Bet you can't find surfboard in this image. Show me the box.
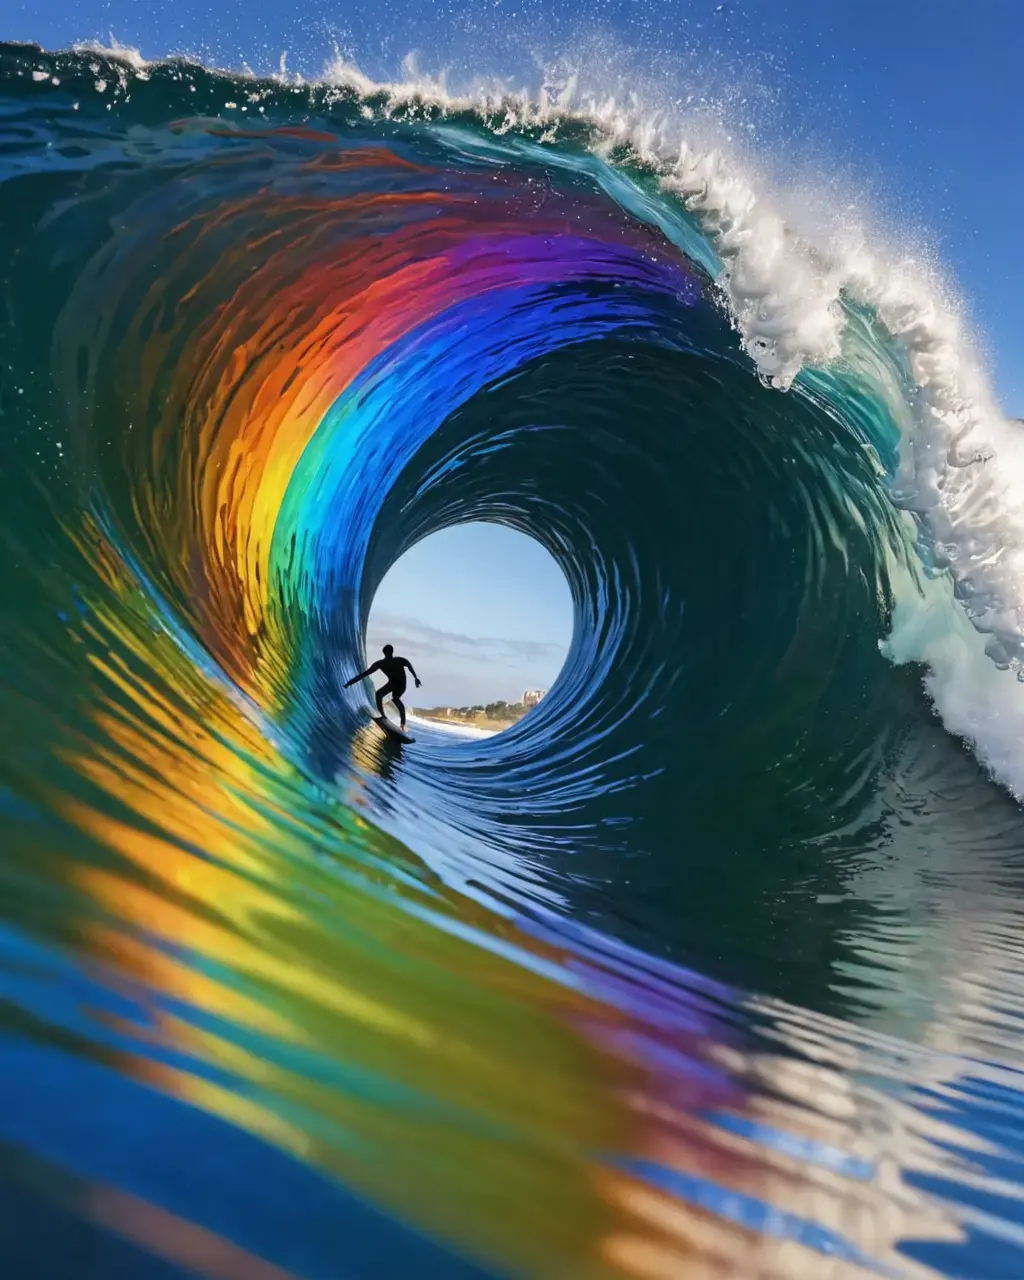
[372,715,415,744]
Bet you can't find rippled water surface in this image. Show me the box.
[3,41,1024,1279]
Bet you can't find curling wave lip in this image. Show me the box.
[2,38,1024,1280]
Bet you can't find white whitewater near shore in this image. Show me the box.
[407,713,498,740]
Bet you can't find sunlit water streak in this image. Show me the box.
[2,40,1024,1279]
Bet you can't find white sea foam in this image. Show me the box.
[72,40,1024,797]
[407,713,497,740]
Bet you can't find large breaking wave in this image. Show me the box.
[3,38,1024,1280]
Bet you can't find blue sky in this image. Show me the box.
[8,0,1021,701]
[366,525,573,708]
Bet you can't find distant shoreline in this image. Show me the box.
[413,696,544,735]
[413,711,516,733]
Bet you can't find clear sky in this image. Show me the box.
[7,0,1022,700]
[366,524,573,708]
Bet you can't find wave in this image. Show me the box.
[316,49,1024,801]
[3,38,1024,1279]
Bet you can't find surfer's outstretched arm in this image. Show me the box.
[344,661,380,688]
[403,658,422,688]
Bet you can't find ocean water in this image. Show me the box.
[3,38,1024,1279]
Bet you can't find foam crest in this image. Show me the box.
[313,51,1024,797]
[68,41,1024,796]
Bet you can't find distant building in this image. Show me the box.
[523,689,546,707]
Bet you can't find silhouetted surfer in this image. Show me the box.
[344,645,421,731]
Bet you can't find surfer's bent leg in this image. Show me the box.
[392,695,406,729]
[375,682,393,718]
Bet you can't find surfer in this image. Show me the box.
[344,645,421,731]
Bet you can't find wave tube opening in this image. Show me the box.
[363,521,573,738]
